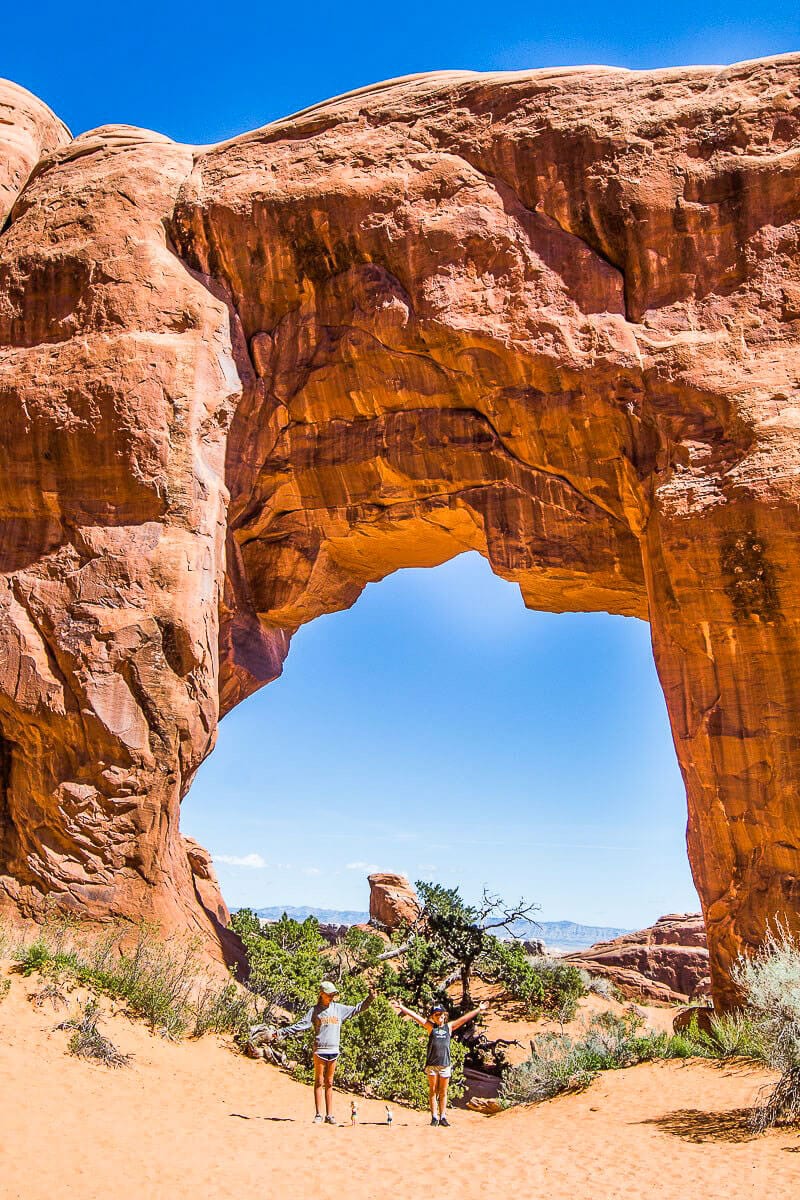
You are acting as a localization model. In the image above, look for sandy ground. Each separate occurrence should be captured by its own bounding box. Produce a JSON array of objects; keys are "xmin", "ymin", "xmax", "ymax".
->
[{"xmin": 1, "ymin": 964, "xmax": 798, "ymax": 1200}]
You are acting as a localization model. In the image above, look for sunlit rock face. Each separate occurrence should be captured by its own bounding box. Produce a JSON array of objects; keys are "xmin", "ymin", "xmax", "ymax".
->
[
  {"xmin": 565, "ymin": 913, "xmax": 710, "ymax": 1002},
  {"xmin": 0, "ymin": 56, "xmax": 799, "ymax": 1002},
  {"xmin": 368, "ymin": 873, "xmax": 420, "ymax": 930}
]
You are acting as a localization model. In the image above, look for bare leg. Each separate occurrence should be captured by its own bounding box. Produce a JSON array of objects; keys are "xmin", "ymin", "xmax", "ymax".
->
[
  {"xmin": 427, "ymin": 1073, "xmax": 438, "ymax": 1119},
  {"xmin": 437, "ymin": 1076, "xmax": 450, "ymax": 1121},
  {"xmin": 324, "ymin": 1058, "xmax": 337, "ymax": 1117},
  {"xmin": 313, "ymin": 1055, "xmax": 325, "ymax": 1116}
]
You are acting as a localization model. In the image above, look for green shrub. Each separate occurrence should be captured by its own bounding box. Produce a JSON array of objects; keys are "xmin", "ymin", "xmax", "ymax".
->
[
  {"xmin": 481, "ymin": 943, "xmax": 587, "ymax": 1018},
  {"xmin": 230, "ymin": 909, "xmax": 325, "ymax": 1019},
  {"xmin": 16, "ymin": 937, "xmax": 80, "ymax": 979},
  {"xmin": 500, "ymin": 1009, "xmax": 714, "ymax": 1106},
  {"xmin": 14, "ymin": 921, "xmax": 252, "ymax": 1041},
  {"xmin": 0, "ymin": 977, "xmax": 10, "ymax": 1003},
  {"xmin": 193, "ymin": 980, "xmax": 253, "ymax": 1042},
  {"xmin": 731, "ymin": 924, "xmax": 800, "ymax": 1129},
  {"xmin": 479, "ymin": 940, "xmax": 546, "ymax": 1012},
  {"xmin": 385, "ymin": 933, "xmax": 452, "ymax": 1013},
  {"xmin": 527, "ymin": 956, "xmax": 587, "ymax": 1019},
  {"xmin": 707, "ymin": 1011, "xmax": 766, "ymax": 1060}
]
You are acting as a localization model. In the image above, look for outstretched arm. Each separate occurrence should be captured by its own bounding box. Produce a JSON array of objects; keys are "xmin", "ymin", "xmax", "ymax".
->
[
  {"xmin": 390, "ymin": 1000, "xmax": 431, "ymax": 1030},
  {"xmin": 274, "ymin": 1007, "xmax": 314, "ymax": 1039},
  {"xmin": 340, "ymin": 988, "xmax": 376, "ymax": 1021},
  {"xmin": 449, "ymin": 1000, "xmax": 489, "ymax": 1032}
]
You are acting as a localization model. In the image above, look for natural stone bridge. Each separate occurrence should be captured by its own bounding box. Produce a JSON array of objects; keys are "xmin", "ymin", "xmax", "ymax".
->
[{"xmin": 1, "ymin": 55, "xmax": 799, "ymax": 1007}]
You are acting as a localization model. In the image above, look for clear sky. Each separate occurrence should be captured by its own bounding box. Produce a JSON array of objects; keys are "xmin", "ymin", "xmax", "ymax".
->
[
  {"xmin": 4, "ymin": 2, "xmax": 799, "ymax": 144},
  {"xmin": 186, "ymin": 554, "xmax": 696, "ymax": 926},
  {"xmin": 4, "ymin": 2, "xmax": 797, "ymax": 927}
]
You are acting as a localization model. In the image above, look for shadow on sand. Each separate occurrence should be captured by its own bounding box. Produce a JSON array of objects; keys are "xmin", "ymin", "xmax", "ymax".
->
[
  {"xmin": 641, "ymin": 1107, "xmax": 756, "ymax": 1143},
  {"xmin": 230, "ymin": 1113, "xmax": 295, "ymax": 1122}
]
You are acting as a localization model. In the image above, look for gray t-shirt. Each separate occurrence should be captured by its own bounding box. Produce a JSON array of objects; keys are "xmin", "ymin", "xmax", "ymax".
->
[{"xmin": 279, "ymin": 995, "xmax": 371, "ymax": 1055}]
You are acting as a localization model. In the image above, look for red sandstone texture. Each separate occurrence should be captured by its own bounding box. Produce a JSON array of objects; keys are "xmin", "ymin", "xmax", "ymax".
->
[
  {"xmin": 566, "ymin": 913, "xmax": 710, "ymax": 1002},
  {"xmin": 1, "ymin": 56, "xmax": 800, "ymax": 1003},
  {"xmin": 368, "ymin": 872, "xmax": 421, "ymax": 929}
]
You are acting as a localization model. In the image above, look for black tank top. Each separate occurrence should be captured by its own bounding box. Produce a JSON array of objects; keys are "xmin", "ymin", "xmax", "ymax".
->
[{"xmin": 426, "ymin": 1022, "xmax": 451, "ymax": 1068}]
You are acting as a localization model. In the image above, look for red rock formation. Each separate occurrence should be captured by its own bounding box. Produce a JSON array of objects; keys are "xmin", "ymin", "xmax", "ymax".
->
[
  {"xmin": 566, "ymin": 913, "xmax": 710, "ymax": 1002},
  {"xmin": 368, "ymin": 873, "xmax": 421, "ymax": 930},
  {"xmin": 0, "ymin": 81, "xmax": 70, "ymax": 226},
  {"xmin": 1, "ymin": 56, "xmax": 800, "ymax": 1003}
]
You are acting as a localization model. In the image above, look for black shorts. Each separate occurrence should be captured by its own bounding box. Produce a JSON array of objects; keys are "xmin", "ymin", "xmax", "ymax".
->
[{"xmin": 314, "ymin": 1051, "xmax": 339, "ymax": 1062}]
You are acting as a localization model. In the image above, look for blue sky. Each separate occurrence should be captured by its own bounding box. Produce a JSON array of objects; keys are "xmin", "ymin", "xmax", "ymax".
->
[
  {"xmin": 186, "ymin": 554, "xmax": 696, "ymax": 925},
  {"xmin": 4, "ymin": 3, "xmax": 797, "ymax": 926},
  {"xmin": 4, "ymin": 3, "xmax": 799, "ymax": 144}
]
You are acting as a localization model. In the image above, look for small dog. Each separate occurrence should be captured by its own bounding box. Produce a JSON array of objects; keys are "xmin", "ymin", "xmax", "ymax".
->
[
  {"xmin": 350, "ymin": 1100, "xmax": 359, "ymax": 1126},
  {"xmin": 385, "ymin": 1105, "xmax": 393, "ymax": 1126}
]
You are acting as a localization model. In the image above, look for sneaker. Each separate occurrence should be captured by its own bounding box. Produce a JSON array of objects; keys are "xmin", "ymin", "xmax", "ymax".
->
[
  {"xmin": 438, "ymin": 1116, "xmax": 450, "ymax": 1127},
  {"xmin": 430, "ymin": 1116, "xmax": 439, "ymax": 1126},
  {"xmin": 324, "ymin": 1115, "xmax": 337, "ymax": 1125},
  {"xmin": 313, "ymin": 1114, "xmax": 323, "ymax": 1124}
]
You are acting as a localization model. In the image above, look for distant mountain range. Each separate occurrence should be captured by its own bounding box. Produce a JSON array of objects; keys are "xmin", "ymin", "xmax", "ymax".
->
[
  {"xmin": 253, "ymin": 905, "xmax": 372, "ymax": 926},
  {"xmin": 249, "ymin": 906, "xmax": 631, "ymax": 951}
]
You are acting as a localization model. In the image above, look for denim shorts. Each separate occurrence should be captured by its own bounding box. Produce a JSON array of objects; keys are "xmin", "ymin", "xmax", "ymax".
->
[
  {"xmin": 424, "ymin": 1065, "xmax": 452, "ymax": 1079},
  {"xmin": 314, "ymin": 1051, "xmax": 339, "ymax": 1062}
]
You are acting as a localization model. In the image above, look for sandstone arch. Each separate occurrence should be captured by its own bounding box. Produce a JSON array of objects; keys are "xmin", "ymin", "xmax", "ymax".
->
[{"xmin": 1, "ymin": 56, "xmax": 800, "ymax": 1007}]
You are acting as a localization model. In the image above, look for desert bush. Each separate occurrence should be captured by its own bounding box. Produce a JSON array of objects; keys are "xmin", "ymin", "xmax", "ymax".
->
[
  {"xmin": 385, "ymin": 932, "xmax": 452, "ymax": 1014},
  {"xmin": 584, "ymin": 973, "xmax": 618, "ymax": 1002},
  {"xmin": 193, "ymin": 980, "xmax": 253, "ymax": 1041},
  {"xmin": 14, "ymin": 921, "xmax": 249, "ymax": 1040},
  {"xmin": 28, "ymin": 959, "xmax": 70, "ymax": 1010},
  {"xmin": 59, "ymin": 999, "xmax": 131, "ymax": 1068},
  {"xmin": 707, "ymin": 1011, "xmax": 766, "ymax": 1060},
  {"xmin": 526, "ymin": 956, "xmax": 587, "ymax": 1020},
  {"xmin": 500, "ymin": 1009, "xmax": 714, "ymax": 1106},
  {"xmin": 731, "ymin": 924, "xmax": 800, "ymax": 1130},
  {"xmin": 501, "ymin": 1036, "xmax": 594, "ymax": 1103},
  {"xmin": 477, "ymin": 941, "xmax": 587, "ymax": 1018},
  {"xmin": 0, "ymin": 977, "xmax": 10, "ymax": 1003},
  {"xmin": 16, "ymin": 936, "xmax": 81, "ymax": 979}
]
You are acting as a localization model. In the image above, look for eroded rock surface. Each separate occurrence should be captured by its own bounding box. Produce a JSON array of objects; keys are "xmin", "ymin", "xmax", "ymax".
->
[
  {"xmin": 368, "ymin": 872, "xmax": 421, "ymax": 930},
  {"xmin": 566, "ymin": 913, "xmax": 710, "ymax": 1002},
  {"xmin": 1, "ymin": 56, "xmax": 800, "ymax": 1002}
]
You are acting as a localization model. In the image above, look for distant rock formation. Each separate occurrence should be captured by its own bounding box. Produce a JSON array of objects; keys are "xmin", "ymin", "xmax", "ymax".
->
[
  {"xmin": 368, "ymin": 873, "xmax": 421, "ymax": 930},
  {"xmin": 2, "ymin": 57, "xmax": 800, "ymax": 1006},
  {"xmin": 565, "ymin": 913, "xmax": 710, "ymax": 1003}
]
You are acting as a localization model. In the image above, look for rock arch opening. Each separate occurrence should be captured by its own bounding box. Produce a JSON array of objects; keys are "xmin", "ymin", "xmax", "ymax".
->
[{"xmin": 185, "ymin": 552, "xmax": 696, "ymax": 929}]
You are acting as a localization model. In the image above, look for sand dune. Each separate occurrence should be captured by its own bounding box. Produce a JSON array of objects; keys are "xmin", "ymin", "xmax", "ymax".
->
[{"xmin": 1, "ymin": 965, "xmax": 796, "ymax": 1200}]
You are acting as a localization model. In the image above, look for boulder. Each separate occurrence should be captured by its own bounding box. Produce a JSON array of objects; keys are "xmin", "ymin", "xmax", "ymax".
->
[
  {"xmin": 673, "ymin": 1005, "xmax": 717, "ymax": 1038},
  {"xmin": 368, "ymin": 873, "xmax": 420, "ymax": 930}
]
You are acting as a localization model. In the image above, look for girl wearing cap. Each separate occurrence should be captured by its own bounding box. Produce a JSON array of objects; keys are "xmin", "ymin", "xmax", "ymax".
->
[
  {"xmin": 391, "ymin": 998, "xmax": 489, "ymax": 1126},
  {"xmin": 274, "ymin": 981, "xmax": 374, "ymax": 1124}
]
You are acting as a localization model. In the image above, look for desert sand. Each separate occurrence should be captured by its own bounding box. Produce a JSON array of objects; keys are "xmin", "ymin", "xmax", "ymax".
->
[{"xmin": 1, "ymin": 964, "xmax": 797, "ymax": 1200}]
